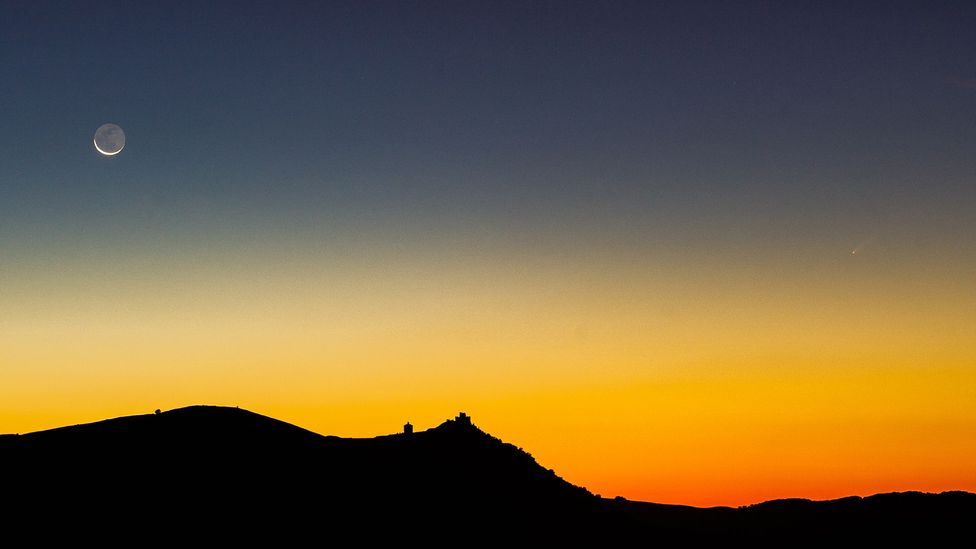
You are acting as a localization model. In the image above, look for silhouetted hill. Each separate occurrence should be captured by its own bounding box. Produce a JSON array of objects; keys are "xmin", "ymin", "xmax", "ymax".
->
[
  {"xmin": 2, "ymin": 406, "xmax": 973, "ymax": 543},
  {"xmin": 1, "ymin": 406, "xmax": 608, "ymax": 540}
]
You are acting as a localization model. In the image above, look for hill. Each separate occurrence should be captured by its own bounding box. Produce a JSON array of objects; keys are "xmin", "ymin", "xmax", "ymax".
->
[{"xmin": 2, "ymin": 406, "xmax": 972, "ymax": 542}]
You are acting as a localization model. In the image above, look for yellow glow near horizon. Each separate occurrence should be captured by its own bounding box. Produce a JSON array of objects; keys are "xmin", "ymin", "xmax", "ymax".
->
[{"xmin": 2, "ymin": 241, "xmax": 974, "ymax": 506}]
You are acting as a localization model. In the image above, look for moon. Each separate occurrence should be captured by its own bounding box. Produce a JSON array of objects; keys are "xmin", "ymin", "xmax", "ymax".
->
[{"xmin": 93, "ymin": 123, "xmax": 126, "ymax": 156}]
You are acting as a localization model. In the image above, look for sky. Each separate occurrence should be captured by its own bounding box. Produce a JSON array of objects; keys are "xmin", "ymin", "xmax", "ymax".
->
[{"xmin": 2, "ymin": 0, "xmax": 975, "ymax": 506}]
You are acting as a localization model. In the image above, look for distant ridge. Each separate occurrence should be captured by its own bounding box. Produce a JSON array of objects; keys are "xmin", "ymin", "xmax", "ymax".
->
[{"xmin": 2, "ymin": 406, "xmax": 972, "ymax": 542}]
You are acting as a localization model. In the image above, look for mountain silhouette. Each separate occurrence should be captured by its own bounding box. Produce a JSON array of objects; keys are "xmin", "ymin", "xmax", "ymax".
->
[{"xmin": 2, "ymin": 406, "xmax": 972, "ymax": 542}]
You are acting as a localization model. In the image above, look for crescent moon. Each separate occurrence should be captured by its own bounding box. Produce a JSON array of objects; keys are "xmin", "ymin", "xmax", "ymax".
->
[
  {"xmin": 93, "ymin": 139, "xmax": 123, "ymax": 156},
  {"xmin": 93, "ymin": 123, "xmax": 126, "ymax": 156}
]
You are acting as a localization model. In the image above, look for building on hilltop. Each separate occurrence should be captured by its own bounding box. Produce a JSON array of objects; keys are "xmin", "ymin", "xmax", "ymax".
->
[
  {"xmin": 455, "ymin": 412, "xmax": 471, "ymax": 425},
  {"xmin": 403, "ymin": 422, "xmax": 413, "ymax": 435}
]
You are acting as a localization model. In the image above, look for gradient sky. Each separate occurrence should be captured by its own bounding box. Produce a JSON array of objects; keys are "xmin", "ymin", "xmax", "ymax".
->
[{"xmin": 2, "ymin": 1, "xmax": 975, "ymax": 506}]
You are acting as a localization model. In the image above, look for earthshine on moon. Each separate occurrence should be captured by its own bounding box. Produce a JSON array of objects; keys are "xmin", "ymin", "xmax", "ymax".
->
[{"xmin": 93, "ymin": 123, "xmax": 125, "ymax": 156}]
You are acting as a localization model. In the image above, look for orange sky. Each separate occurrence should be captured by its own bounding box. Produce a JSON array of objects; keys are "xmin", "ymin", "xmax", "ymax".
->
[{"xmin": 2, "ymin": 238, "xmax": 974, "ymax": 507}]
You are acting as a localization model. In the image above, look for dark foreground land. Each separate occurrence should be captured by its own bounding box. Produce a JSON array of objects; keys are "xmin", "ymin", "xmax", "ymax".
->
[{"xmin": 2, "ymin": 406, "xmax": 972, "ymax": 543}]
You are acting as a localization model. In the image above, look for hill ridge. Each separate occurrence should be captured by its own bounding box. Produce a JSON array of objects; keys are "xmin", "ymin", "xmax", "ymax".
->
[{"xmin": 1, "ymin": 405, "xmax": 973, "ymax": 541}]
